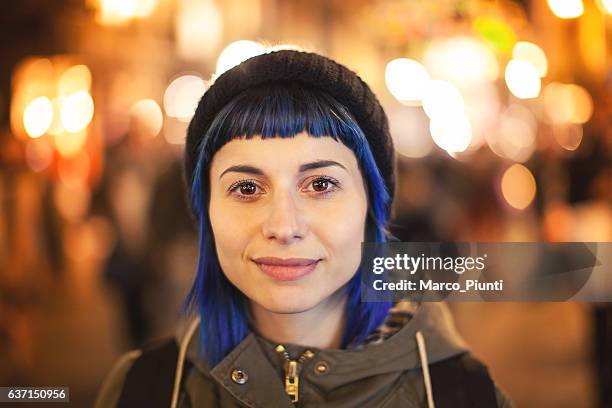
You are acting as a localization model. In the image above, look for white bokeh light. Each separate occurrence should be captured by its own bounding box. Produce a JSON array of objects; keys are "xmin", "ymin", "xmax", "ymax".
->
[
  {"xmin": 423, "ymin": 36, "xmax": 499, "ymax": 86},
  {"xmin": 60, "ymin": 91, "xmax": 95, "ymax": 133},
  {"xmin": 422, "ymin": 80, "xmax": 466, "ymax": 119},
  {"xmin": 385, "ymin": 58, "xmax": 430, "ymax": 105},
  {"xmin": 599, "ymin": 0, "xmax": 612, "ymax": 13},
  {"xmin": 505, "ymin": 59, "xmax": 541, "ymax": 99},
  {"xmin": 216, "ymin": 40, "xmax": 267, "ymax": 76},
  {"xmin": 163, "ymin": 75, "xmax": 206, "ymax": 121},
  {"xmin": 547, "ymin": 0, "xmax": 584, "ymax": 18},
  {"xmin": 429, "ymin": 113, "xmax": 472, "ymax": 153},
  {"xmin": 513, "ymin": 42, "xmax": 548, "ymax": 77},
  {"xmin": 23, "ymin": 96, "xmax": 54, "ymax": 138}
]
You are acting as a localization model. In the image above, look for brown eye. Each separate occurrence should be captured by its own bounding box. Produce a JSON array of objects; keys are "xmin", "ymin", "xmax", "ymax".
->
[
  {"xmin": 239, "ymin": 182, "xmax": 257, "ymax": 195},
  {"xmin": 312, "ymin": 178, "xmax": 329, "ymax": 192}
]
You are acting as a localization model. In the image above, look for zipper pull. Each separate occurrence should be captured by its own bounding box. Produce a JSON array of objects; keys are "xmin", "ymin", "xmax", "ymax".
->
[
  {"xmin": 284, "ymin": 360, "xmax": 300, "ymax": 402},
  {"xmin": 275, "ymin": 345, "xmax": 314, "ymax": 404}
]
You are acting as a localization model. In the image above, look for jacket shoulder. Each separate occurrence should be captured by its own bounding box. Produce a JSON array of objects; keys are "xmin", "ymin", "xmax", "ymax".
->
[
  {"xmin": 430, "ymin": 352, "xmax": 509, "ymax": 408},
  {"xmin": 94, "ymin": 349, "xmax": 142, "ymax": 408},
  {"xmin": 94, "ymin": 338, "xmax": 182, "ymax": 408}
]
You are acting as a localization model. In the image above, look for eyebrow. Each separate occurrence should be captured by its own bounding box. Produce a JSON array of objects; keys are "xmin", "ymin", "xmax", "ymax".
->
[{"xmin": 219, "ymin": 160, "xmax": 347, "ymax": 179}]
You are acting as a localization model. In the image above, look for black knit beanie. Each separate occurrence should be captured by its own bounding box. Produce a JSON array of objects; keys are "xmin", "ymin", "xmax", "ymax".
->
[{"xmin": 184, "ymin": 49, "xmax": 395, "ymax": 202}]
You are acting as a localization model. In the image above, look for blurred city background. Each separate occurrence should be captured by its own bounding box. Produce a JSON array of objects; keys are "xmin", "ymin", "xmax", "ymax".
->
[{"xmin": 0, "ymin": 0, "xmax": 610, "ymax": 406}]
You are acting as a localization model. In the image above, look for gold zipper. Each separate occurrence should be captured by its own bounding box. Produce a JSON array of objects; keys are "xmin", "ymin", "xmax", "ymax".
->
[{"xmin": 275, "ymin": 345, "xmax": 314, "ymax": 403}]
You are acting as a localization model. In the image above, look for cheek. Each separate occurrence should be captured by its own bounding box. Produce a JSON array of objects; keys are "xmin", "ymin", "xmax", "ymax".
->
[
  {"xmin": 208, "ymin": 196, "xmax": 254, "ymax": 272},
  {"xmin": 315, "ymin": 194, "xmax": 368, "ymax": 269}
]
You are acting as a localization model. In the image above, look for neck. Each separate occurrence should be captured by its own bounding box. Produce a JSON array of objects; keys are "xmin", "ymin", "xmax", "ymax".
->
[{"xmin": 250, "ymin": 292, "xmax": 347, "ymax": 350}]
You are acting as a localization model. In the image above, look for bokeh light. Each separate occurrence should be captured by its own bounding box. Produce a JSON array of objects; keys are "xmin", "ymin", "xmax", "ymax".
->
[
  {"xmin": 492, "ymin": 104, "xmax": 537, "ymax": 162},
  {"xmin": 472, "ymin": 16, "xmax": 517, "ymax": 54},
  {"xmin": 421, "ymin": 80, "xmax": 472, "ymax": 153},
  {"xmin": 547, "ymin": 0, "xmax": 584, "ymax": 18},
  {"xmin": 543, "ymin": 82, "xmax": 570, "ymax": 123},
  {"xmin": 175, "ymin": 0, "xmax": 222, "ymax": 60},
  {"xmin": 501, "ymin": 164, "xmax": 537, "ymax": 210},
  {"xmin": 60, "ymin": 91, "xmax": 95, "ymax": 133},
  {"xmin": 565, "ymin": 84, "xmax": 593, "ymax": 124},
  {"xmin": 10, "ymin": 58, "xmax": 55, "ymax": 139},
  {"xmin": 423, "ymin": 36, "xmax": 499, "ymax": 86},
  {"xmin": 58, "ymin": 65, "xmax": 92, "ymax": 96},
  {"xmin": 97, "ymin": 0, "xmax": 158, "ymax": 25},
  {"xmin": 429, "ymin": 114, "xmax": 472, "ymax": 153},
  {"xmin": 513, "ymin": 42, "xmax": 548, "ymax": 77},
  {"xmin": 132, "ymin": 0, "xmax": 157, "ymax": 17},
  {"xmin": 23, "ymin": 96, "xmax": 54, "ymax": 138},
  {"xmin": 130, "ymin": 99, "xmax": 163, "ymax": 138},
  {"xmin": 16, "ymin": 57, "xmax": 54, "ymax": 81},
  {"xmin": 462, "ymin": 83, "xmax": 501, "ymax": 151},
  {"xmin": 25, "ymin": 138, "xmax": 54, "ymax": 172},
  {"xmin": 385, "ymin": 58, "xmax": 430, "ymax": 105},
  {"xmin": 596, "ymin": 0, "xmax": 612, "ymax": 13},
  {"xmin": 54, "ymin": 130, "xmax": 88, "ymax": 158},
  {"xmin": 388, "ymin": 105, "xmax": 433, "ymax": 158},
  {"xmin": 163, "ymin": 74, "xmax": 206, "ymax": 121},
  {"xmin": 505, "ymin": 59, "xmax": 541, "ymax": 99},
  {"xmin": 553, "ymin": 123, "xmax": 584, "ymax": 151},
  {"xmin": 543, "ymin": 82, "xmax": 593, "ymax": 124},
  {"xmin": 48, "ymin": 97, "xmax": 66, "ymax": 136},
  {"xmin": 422, "ymin": 80, "xmax": 466, "ymax": 119},
  {"xmin": 216, "ymin": 40, "xmax": 267, "ymax": 76}
]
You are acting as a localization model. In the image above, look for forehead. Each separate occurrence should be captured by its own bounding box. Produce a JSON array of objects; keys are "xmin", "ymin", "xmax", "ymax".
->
[{"xmin": 209, "ymin": 132, "xmax": 360, "ymax": 172}]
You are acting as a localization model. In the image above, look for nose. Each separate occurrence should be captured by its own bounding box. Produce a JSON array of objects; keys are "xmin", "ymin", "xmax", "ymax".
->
[{"xmin": 261, "ymin": 189, "xmax": 308, "ymax": 244}]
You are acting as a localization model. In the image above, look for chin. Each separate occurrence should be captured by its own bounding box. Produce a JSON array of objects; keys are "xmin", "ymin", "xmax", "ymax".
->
[{"xmin": 255, "ymin": 286, "xmax": 325, "ymax": 314}]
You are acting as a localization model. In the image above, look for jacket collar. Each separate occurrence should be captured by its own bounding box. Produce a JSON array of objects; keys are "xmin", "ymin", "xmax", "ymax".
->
[{"xmin": 175, "ymin": 302, "xmax": 469, "ymax": 406}]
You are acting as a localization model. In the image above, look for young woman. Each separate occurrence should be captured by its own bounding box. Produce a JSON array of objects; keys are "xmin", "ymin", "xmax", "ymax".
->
[{"xmin": 95, "ymin": 49, "xmax": 512, "ymax": 407}]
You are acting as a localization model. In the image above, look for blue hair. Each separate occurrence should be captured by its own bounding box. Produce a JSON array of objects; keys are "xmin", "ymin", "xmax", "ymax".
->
[{"xmin": 186, "ymin": 81, "xmax": 392, "ymax": 366}]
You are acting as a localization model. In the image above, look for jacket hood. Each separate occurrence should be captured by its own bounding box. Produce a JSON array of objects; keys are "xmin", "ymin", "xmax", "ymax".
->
[{"xmin": 174, "ymin": 301, "xmax": 469, "ymax": 383}]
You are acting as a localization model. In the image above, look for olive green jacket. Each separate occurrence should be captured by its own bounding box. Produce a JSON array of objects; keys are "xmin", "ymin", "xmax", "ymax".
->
[{"xmin": 95, "ymin": 302, "xmax": 512, "ymax": 407}]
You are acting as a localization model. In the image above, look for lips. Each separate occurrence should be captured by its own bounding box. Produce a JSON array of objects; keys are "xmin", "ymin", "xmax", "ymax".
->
[{"xmin": 252, "ymin": 257, "xmax": 320, "ymax": 281}]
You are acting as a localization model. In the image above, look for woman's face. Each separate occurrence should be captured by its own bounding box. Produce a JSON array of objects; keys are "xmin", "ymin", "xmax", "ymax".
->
[{"xmin": 209, "ymin": 132, "xmax": 368, "ymax": 314}]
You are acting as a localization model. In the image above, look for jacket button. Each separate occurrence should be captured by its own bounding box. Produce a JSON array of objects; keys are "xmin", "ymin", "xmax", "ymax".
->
[
  {"xmin": 314, "ymin": 361, "xmax": 329, "ymax": 375},
  {"xmin": 231, "ymin": 369, "xmax": 249, "ymax": 384}
]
